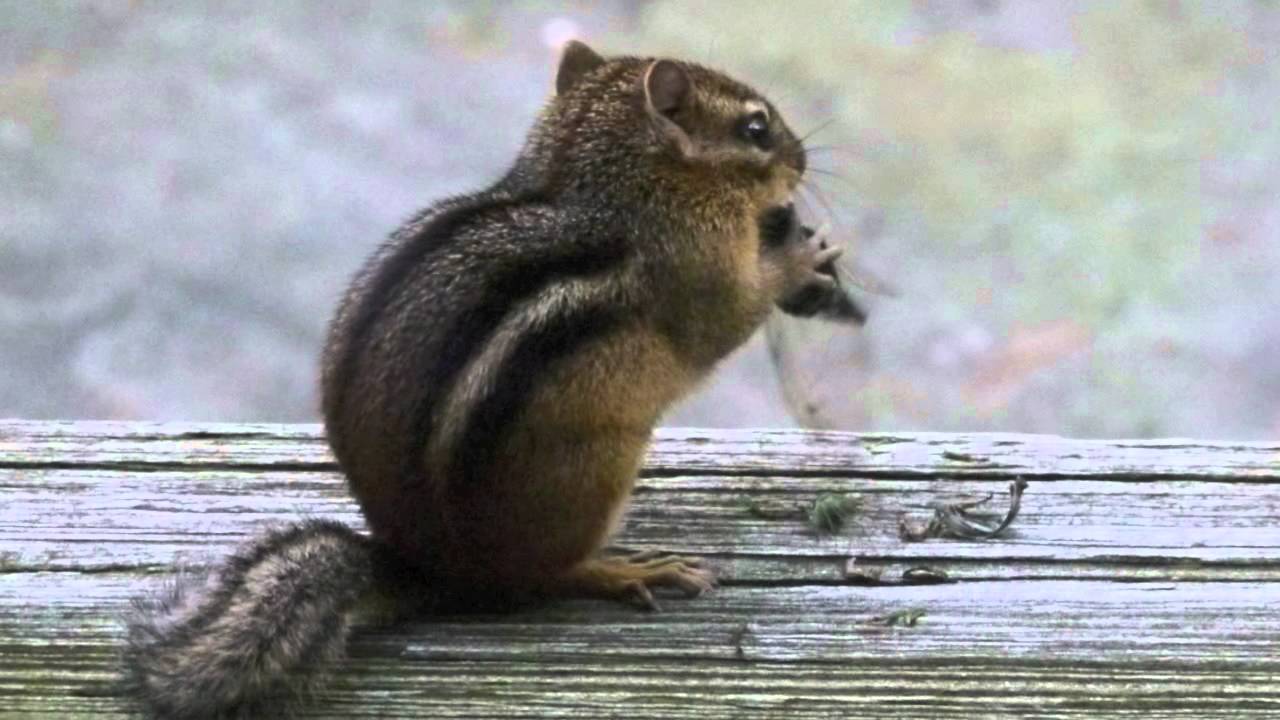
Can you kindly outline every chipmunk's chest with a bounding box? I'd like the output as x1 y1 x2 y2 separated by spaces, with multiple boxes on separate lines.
648 246 768 370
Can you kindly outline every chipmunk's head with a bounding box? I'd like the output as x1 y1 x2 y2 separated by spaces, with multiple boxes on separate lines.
549 41 807 207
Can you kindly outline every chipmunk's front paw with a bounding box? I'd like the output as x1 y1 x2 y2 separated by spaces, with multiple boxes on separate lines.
777 224 842 313
774 223 856 320
760 204 865 323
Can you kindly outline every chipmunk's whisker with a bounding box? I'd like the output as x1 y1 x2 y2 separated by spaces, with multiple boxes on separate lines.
804 167 860 194
801 144 868 158
798 118 837 145
796 181 838 229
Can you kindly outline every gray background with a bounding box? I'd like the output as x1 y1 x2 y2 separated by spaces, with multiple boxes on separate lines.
4 1 1278 438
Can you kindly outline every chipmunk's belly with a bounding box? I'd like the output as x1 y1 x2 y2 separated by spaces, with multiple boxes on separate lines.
428 322 695 584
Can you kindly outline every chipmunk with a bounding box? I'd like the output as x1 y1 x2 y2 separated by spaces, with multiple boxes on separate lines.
122 41 862 719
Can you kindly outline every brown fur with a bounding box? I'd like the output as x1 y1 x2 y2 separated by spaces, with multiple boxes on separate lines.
124 41 847 718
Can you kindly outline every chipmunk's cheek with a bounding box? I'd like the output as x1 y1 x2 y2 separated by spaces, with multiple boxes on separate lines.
780 165 805 199
761 170 799 209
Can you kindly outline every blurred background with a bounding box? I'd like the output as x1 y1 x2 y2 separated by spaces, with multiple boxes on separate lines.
3 0 1277 438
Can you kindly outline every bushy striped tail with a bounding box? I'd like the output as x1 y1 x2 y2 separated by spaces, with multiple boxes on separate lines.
123 519 375 719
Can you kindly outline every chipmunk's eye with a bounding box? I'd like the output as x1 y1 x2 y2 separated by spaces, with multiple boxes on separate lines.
737 111 772 150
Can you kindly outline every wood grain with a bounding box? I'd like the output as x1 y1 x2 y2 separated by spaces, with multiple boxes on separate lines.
2 420 1279 718
3 420 1278 478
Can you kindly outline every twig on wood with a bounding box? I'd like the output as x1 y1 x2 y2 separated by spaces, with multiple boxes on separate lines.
899 479 1029 542
865 607 926 627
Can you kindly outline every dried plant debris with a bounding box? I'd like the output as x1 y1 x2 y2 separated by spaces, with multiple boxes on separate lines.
743 498 808 521
729 623 751 661
941 449 991 464
745 493 863 536
808 493 862 535
865 607 926 627
901 566 950 585
899 479 1029 542
843 558 885 585
844 560 950 586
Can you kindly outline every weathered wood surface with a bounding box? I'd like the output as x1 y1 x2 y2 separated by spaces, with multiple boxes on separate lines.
2 420 1279 718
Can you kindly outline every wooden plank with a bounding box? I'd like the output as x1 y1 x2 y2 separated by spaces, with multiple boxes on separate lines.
2 420 1278 479
2 573 1280 718
20 573 1280 666
5 420 1280 718
6 467 1280 577
8 655 1279 719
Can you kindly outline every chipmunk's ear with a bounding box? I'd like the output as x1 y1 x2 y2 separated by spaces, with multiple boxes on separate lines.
556 41 605 95
642 59 693 156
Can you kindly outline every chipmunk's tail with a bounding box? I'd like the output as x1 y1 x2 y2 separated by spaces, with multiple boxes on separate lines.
122 519 377 719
